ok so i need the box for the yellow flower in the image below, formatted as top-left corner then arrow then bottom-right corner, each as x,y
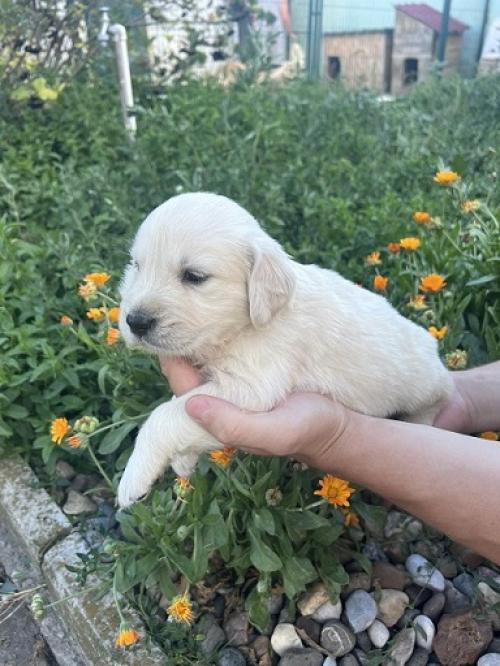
344,511 -> 360,528
209,447 -> 235,467
115,625 -> 140,647
446,350 -> 468,370
83,272 -> 110,286
462,200 -> 480,213
373,275 -> 388,291
433,170 -> 459,185
314,475 -> 354,507
106,328 -> 120,345
428,325 -> 448,340
366,251 -> 381,265
78,282 -> 97,302
399,237 -> 421,251
67,434 -> 83,449
408,295 -> 427,310
420,274 -> 446,293
86,308 -> 105,321
413,211 -> 431,224
60,315 -> 73,326
50,417 -> 70,444
387,242 -> 401,254
174,477 -> 193,497
480,432 -> 498,441
106,307 -> 120,323
167,595 -> 194,624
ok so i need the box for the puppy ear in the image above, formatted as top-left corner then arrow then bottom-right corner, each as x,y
248,239 -> 295,328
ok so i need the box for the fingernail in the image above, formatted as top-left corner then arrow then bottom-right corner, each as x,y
186,396 -> 211,423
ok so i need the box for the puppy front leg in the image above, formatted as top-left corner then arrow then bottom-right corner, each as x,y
117,384 -> 221,508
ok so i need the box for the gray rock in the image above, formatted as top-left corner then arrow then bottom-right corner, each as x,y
368,619 -> 389,648
218,647 -> 247,666
372,562 -> 410,590
198,614 -> 226,655
55,460 -> 75,480
339,657 -> 359,666
374,589 -> 409,627
253,635 -> 270,659
70,473 -> 91,492
299,583 -> 330,616
320,621 -> 355,657
385,628 -> 416,666
404,585 -> 432,607
323,658 -> 337,666
268,590 -> 284,615
341,573 -> 372,598
353,648 -> 368,665
405,555 -> 445,592
488,637 -> 500,652
356,631 -> 371,652
413,615 -> 435,651
443,585 -> 470,614
479,582 -> 500,607
478,655 -> 500,666
312,600 -> 342,623
296,616 -> 321,643
224,611 -> 249,646
385,511 -> 423,539
345,590 -> 377,633
62,489 -> 97,515
362,541 -> 388,562
279,601 -> 296,624
407,647 -> 430,666
397,608 -> 420,630
422,593 -> 445,620
278,648 -> 323,666
452,573 -> 475,600
271,623 -> 302,656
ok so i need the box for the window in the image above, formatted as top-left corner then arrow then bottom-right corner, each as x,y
403,58 -> 418,85
327,56 -> 341,80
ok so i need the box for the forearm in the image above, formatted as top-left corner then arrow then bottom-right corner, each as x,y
305,413 -> 500,564
455,361 -> 500,432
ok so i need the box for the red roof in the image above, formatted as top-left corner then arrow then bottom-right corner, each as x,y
395,4 -> 469,34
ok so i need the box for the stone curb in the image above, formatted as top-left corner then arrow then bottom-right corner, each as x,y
0,455 -> 165,665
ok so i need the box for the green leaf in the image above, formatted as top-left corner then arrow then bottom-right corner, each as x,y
248,526 -> 282,572
282,556 -> 317,598
253,508 -> 276,535
465,274 -> 497,287
245,585 -> 271,633
3,404 -> 29,420
98,422 -> 136,454
354,502 -> 387,537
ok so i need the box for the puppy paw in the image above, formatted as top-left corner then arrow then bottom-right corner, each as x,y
117,459 -> 157,508
171,451 -> 199,478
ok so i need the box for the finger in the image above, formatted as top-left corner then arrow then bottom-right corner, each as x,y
159,356 -> 202,396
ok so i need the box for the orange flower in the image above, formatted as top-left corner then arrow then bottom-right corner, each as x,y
462,200 -> 480,213
428,325 -> 448,340
387,242 -> 401,254
83,272 -> 110,286
344,511 -> 360,528
67,435 -> 83,449
399,237 -> 421,251
115,625 -> 139,647
314,475 -> 354,507
106,328 -> 120,345
366,251 -> 381,266
60,315 -> 73,326
209,447 -> 235,467
167,595 -> 194,624
106,307 -> 120,323
420,273 -> 446,293
408,295 -> 427,310
78,282 -> 97,301
433,170 -> 459,186
373,275 -> 388,291
413,211 -> 431,224
50,417 -> 70,445
480,432 -> 498,441
86,308 -> 105,321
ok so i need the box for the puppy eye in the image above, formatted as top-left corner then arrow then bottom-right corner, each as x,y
181,269 -> 209,285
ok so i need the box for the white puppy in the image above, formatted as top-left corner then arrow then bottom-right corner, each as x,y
117,192 -> 452,508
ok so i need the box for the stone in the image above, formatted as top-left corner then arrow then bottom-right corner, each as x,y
385,540 -> 409,564
345,590 -> 377,633
372,562 -> 409,591
385,511 -> 423,539
368,619 -> 389,648
404,584 -> 432,607
268,590 -> 284,615
271,623 -> 303,656
299,583 -> 331,616
405,555 -> 445,592
374,589 -> 409,627
436,557 -> 458,580
407,647 -> 430,666
449,543 -> 483,568
320,621 -> 355,657
385,628 -> 416,666
213,594 -> 225,619
422,593 -> 446,620
218,647 -> 247,666
478,567 -> 500,582
323,658 -> 337,666
296,616 -> 321,643
259,655 -> 272,666
413,615 -> 435,651
279,601 -> 296,624
224,611 -> 249,646
278,648 -> 323,666
62,489 -> 97,515
362,541 -> 388,562
356,631 -> 371,652
488,637 -> 500,652
312,600 -> 343,623
433,612 -> 493,666
253,636 -> 270,659
70,473 -> 91,492
478,655 -> 500,666
198,614 -> 226,655
397,608 -> 420,630
443,586 -> 471,614
341,573 -> 372,598
452,573 -> 476,600
479,582 -> 500,607
55,460 -> 75,480
353,648 -> 368,665
339,657 -> 359,666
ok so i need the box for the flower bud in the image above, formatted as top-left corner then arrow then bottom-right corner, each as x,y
74,415 -> 99,434
445,349 -> 468,370
30,593 -> 45,620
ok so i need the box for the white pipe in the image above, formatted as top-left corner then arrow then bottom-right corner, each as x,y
108,24 -> 137,141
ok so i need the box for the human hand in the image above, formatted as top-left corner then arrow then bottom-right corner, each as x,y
433,372 -> 476,433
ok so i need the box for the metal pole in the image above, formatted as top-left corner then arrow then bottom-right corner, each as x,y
476,0 -> 491,64
306,0 -> 323,80
436,0 -> 452,66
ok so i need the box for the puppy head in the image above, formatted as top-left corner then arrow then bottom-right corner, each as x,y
119,192 -> 294,360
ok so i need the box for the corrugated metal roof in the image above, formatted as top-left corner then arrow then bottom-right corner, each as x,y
395,3 -> 469,34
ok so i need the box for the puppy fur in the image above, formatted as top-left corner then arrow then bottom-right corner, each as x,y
117,192 -> 452,507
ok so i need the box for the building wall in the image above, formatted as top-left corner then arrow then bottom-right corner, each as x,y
392,12 -> 434,95
322,31 -> 392,91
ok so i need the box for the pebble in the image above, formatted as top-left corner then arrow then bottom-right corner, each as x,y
70,473 -> 91,492
279,601 -> 296,624
198,614 -> 226,655
296,616 -> 321,643
488,637 -> 500,652
62,489 -> 97,515
224,611 -> 249,646
362,541 -> 388,562
397,608 -> 420,630
385,510 -> 423,539
407,647 -> 431,666
385,628 -> 416,666
478,655 -> 500,666
372,562 -> 409,590
298,583 -> 330,616
323,658 -> 337,666
452,573 -> 476,600
55,460 -> 76,480
355,631 -> 371,652
320,621 -> 355,657
218,647 -> 247,666
338,656 -> 358,666
422,592 -> 446,620
436,557 -> 458,580
312,600 -> 343,623
413,615 -> 435,651
404,584 -> 432,607
253,636 -> 270,659
405,554 -> 445,592
479,581 -> 500,607
271,623 -> 303,656
433,611 -> 493,666
384,540 -> 408,564
353,648 -> 368,665
213,594 -> 225,620
341,573 -> 372,598
443,585 -> 470,614
268,590 -> 285,615
278,648 -> 323,666
374,589 -> 409,627
367,619 -> 389,648
344,590 -> 377,633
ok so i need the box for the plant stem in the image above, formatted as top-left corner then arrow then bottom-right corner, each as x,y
86,440 -> 114,490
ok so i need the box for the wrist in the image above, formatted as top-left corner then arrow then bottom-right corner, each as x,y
454,365 -> 500,433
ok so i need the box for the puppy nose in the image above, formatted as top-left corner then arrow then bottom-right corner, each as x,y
126,311 -> 156,337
